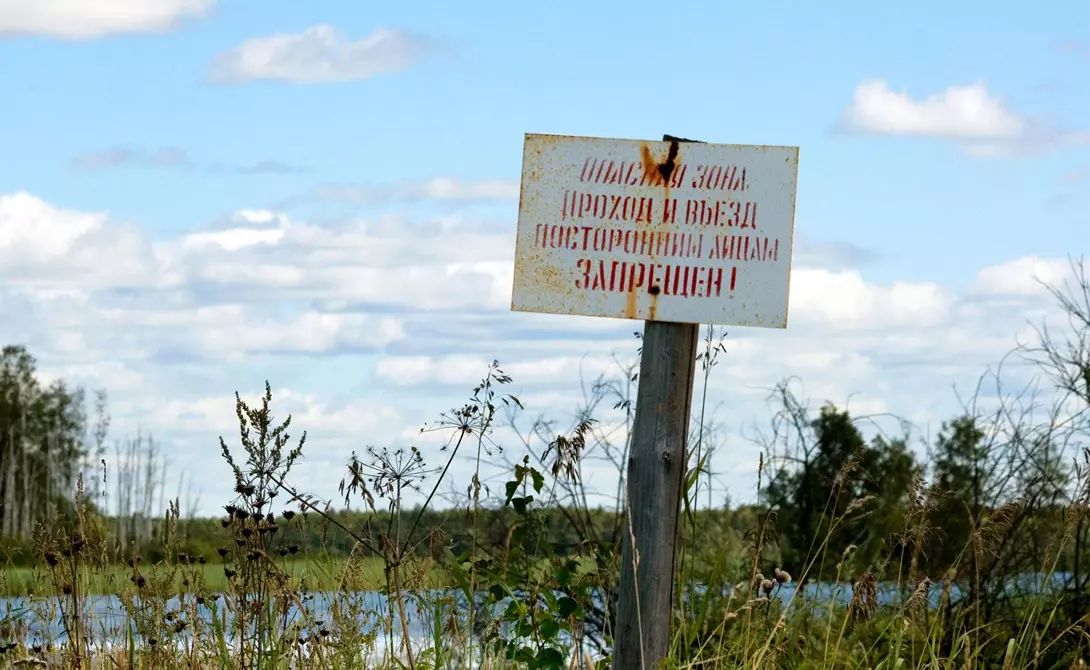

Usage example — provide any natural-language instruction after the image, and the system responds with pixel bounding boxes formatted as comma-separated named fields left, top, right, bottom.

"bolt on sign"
left=511, top=133, right=799, bottom=328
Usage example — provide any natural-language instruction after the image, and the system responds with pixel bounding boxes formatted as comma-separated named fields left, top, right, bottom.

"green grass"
left=0, top=555, right=451, bottom=598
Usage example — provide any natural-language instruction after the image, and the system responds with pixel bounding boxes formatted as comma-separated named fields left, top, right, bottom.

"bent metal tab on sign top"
left=510, top=133, right=799, bottom=328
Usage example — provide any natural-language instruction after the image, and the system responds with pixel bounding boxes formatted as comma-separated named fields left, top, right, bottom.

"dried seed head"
left=849, top=572, right=878, bottom=622
left=906, top=578, right=932, bottom=614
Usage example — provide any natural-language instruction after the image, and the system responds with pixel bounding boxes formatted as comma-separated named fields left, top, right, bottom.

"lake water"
left=0, top=572, right=1078, bottom=659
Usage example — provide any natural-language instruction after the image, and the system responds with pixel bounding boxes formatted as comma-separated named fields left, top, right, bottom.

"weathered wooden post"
left=510, top=131, right=799, bottom=669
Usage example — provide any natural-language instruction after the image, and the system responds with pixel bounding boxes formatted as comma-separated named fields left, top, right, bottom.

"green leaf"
left=539, top=619, right=560, bottom=640
left=574, top=555, right=598, bottom=577
left=530, top=467, right=545, bottom=494
left=534, top=648, right=567, bottom=670
left=540, top=587, right=559, bottom=610
left=516, top=646, right=536, bottom=663
left=503, top=599, right=522, bottom=619
left=513, top=496, right=533, bottom=514
left=553, top=565, right=572, bottom=587
left=557, top=596, right=580, bottom=618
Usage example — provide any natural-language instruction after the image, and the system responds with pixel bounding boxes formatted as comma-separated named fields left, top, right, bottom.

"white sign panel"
left=511, top=133, right=799, bottom=328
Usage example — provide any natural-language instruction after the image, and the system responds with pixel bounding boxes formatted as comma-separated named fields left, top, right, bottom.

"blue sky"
left=0, top=0, right=1087, bottom=517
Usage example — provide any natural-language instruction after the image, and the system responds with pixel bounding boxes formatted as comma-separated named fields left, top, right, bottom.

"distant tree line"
left=0, top=346, right=104, bottom=538
left=0, top=345, right=182, bottom=562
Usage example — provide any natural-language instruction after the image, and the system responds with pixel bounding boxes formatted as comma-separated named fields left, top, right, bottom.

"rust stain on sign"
left=537, top=262, right=568, bottom=297
left=640, top=139, right=680, bottom=202
left=625, top=283, right=638, bottom=320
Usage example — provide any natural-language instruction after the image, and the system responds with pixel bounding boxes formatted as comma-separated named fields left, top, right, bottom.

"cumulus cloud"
left=0, top=191, right=156, bottom=288
left=313, top=178, right=520, bottom=205
left=840, top=80, right=1026, bottom=139
left=838, top=79, right=1089, bottom=157
left=0, top=189, right=1080, bottom=516
left=968, top=256, right=1074, bottom=298
left=0, top=0, right=214, bottom=39
left=207, top=25, right=440, bottom=84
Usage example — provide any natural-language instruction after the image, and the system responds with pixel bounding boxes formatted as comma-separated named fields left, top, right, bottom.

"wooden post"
left=612, top=133, right=703, bottom=670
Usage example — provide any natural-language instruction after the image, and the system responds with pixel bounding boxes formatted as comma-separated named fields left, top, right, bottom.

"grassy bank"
left=0, top=556, right=455, bottom=598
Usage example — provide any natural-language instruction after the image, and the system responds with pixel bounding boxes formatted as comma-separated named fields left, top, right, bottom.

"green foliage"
left=763, top=398, right=922, bottom=579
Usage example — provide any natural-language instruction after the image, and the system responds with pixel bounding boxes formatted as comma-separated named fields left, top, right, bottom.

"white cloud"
left=313, top=178, right=520, bottom=204
left=841, top=80, right=1025, bottom=139
left=207, top=25, right=439, bottom=84
left=177, top=306, right=406, bottom=358
left=376, top=354, right=617, bottom=389
left=0, top=0, right=214, bottom=39
left=153, top=389, right=403, bottom=439
left=839, top=79, right=1089, bottom=157
left=788, top=268, right=953, bottom=329
left=969, top=257, right=1073, bottom=297
left=1, top=189, right=1082, bottom=517
left=0, top=191, right=156, bottom=288
left=183, top=227, right=286, bottom=251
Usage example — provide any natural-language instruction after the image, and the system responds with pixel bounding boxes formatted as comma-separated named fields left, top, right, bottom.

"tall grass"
left=0, top=356, right=1083, bottom=669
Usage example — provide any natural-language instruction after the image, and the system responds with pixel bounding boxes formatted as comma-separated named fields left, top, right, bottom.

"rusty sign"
left=510, top=133, right=800, bottom=327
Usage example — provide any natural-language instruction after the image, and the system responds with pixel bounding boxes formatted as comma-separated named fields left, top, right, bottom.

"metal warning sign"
left=511, top=133, right=799, bottom=328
